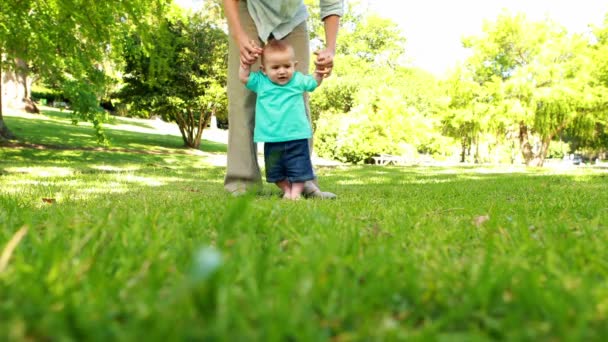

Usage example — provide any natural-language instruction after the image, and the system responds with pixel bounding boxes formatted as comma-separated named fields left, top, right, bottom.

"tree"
left=306, top=1, right=453, bottom=163
left=336, top=15, right=405, bottom=67
left=306, top=0, right=408, bottom=121
left=462, top=12, right=607, bottom=166
left=313, top=63, right=446, bottom=163
left=571, top=15, right=608, bottom=157
left=442, top=67, right=484, bottom=163
left=117, top=12, right=227, bottom=149
left=0, top=0, right=170, bottom=142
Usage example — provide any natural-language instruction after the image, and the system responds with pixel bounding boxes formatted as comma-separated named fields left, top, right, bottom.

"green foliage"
left=31, top=86, right=66, bottom=104
left=116, top=12, right=228, bottom=149
left=457, top=11, right=608, bottom=165
left=462, top=12, right=547, bottom=82
left=308, top=1, right=451, bottom=163
left=590, top=15, right=608, bottom=87
left=0, top=0, right=172, bottom=142
left=546, top=139, right=570, bottom=159
left=310, top=77, right=358, bottom=127
left=310, top=7, right=608, bottom=164
left=337, top=14, right=405, bottom=66
left=441, top=67, right=486, bottom=162
left=63, top=79, right=110, bottom=144
left=314, top=65, right=446, bottom=163
left=315, top=112, right=399, bottom=164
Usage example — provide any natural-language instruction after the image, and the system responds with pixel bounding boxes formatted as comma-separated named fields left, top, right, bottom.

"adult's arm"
left=322, top=14, right=340, bottom=55
left=223, top=0, right=262, bottom=65
left=315, top=1, right=344, bottom=76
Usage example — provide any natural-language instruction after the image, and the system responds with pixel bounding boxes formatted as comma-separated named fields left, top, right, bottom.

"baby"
left=239, top=39, right=326, bottom=199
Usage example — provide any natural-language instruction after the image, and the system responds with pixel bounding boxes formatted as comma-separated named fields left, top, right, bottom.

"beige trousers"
left=224, top=1, right=313, bottom=192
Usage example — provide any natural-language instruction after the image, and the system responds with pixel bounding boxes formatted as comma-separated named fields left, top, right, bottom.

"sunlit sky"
left=178, top=0, right=608, bottom=76
left=364, top=0, right=608, bottom=76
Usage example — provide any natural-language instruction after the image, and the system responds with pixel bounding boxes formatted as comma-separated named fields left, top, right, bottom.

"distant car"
left=572, top=154, right=583, bottom=165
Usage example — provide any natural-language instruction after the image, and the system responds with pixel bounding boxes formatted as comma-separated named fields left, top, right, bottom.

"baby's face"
left=263, top=49, right=296, bottom=85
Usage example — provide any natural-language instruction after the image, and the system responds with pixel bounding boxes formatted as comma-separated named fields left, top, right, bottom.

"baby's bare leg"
left=276, top=180, right=291, bottom=199
left=290, top=182, right=305, bottom=199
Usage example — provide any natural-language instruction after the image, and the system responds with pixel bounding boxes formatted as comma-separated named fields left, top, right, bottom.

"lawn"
left=1, top=109, right=608, bottom=340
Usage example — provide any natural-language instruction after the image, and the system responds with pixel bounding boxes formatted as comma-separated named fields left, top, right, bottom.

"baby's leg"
left=290, top=182, right=304, bottom=199
left=276, top=179, right=291, bottom=199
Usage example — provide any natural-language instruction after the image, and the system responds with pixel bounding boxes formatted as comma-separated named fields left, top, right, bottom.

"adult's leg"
left=224, top=1, right=263, bottom=194
left=282, top=22, right=336, bottom=199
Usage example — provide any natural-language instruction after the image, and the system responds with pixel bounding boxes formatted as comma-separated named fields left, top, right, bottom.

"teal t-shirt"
left=246, top=71, right=318, bottom=143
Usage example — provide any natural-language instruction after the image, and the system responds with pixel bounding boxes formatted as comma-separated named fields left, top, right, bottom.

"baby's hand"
left=315, top=66, right=331, bottom=78
left=249, top=40, right=261, bottom=59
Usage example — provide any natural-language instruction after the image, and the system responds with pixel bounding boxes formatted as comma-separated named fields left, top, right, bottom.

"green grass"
left=1, top=109, right=608, bottom=340
left=3, top=108, right=227, bottom=153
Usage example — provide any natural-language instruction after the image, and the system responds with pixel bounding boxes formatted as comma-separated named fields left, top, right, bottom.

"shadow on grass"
left=317, top=165, right=518, bottom=186
left=3, top=107, right=607, bottom=216
left=316, top=164, right=599, bottom=186
left=311, top=166, right=608, bottom=227
left=28, top=109, right=157, bottom=130
left=107, top=115, right=158, bottom=130
left=0, top=147, right=213, bottom=170
left=2, top=150, right=607, bottom=226
left=0, top=146, right=227, bottom=210
left=3, top=109, right=226, bottom=153
left=312, top=164, right=608, bottom=215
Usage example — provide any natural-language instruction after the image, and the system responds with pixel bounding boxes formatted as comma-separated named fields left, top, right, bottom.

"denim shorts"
left=264, top=139, right=315, bottom=183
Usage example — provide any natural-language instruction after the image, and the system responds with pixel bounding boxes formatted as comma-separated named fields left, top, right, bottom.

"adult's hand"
left=314, top=49, right=335, bottom=78
left=239, top=36, right=262, bottom=66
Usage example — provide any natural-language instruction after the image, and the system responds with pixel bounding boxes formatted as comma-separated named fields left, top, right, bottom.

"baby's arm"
left=239, top=39, right=260, bottom=84
left=239, top=63, right=252, bottom=84
left=313, top=69, right=324, bottom=87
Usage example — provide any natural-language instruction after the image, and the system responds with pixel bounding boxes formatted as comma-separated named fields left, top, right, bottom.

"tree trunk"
left=466, top=136, right=472, bottom=161
left=16, top=59, right=31, bottom=100
left=174, top=109, right=212, bottom=149
left=519, top=121, right=551, bottom=167
left=1, top=58, right=37, bottom=113
left=193, top=110, right=212, bottom=149
left=460, top=136, right=467, bottom=163
left=0, top=54, right=15, bottom=141
left=174, top=112, right=189, bottom=147
left=0, top=97, right=15, bottom=140
left=0, top=117, right=15, bottom=141
left=193, top=112, right=204, bottom=149
left=519, top=121, right=535, bottom=165
left=536, top=138, right=552, bottom=167
left=474, top=133, right=480, bottom=164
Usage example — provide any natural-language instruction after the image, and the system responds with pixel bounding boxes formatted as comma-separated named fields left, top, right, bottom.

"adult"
left=223, top=0, right=343, bottom=198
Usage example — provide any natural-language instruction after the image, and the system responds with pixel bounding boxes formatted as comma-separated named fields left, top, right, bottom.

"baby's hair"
left=261, top=39, right=294, bottom=64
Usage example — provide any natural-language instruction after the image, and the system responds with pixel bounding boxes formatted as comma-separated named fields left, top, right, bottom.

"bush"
left=315, top=112, right=403, bottom=164
left=31, top=87, right=67, bottom=105
left=310, top=78, right=358, bottom=129
left=314, top=85, right=445, bottom=164
left=546, top=140, right=570, bottom=159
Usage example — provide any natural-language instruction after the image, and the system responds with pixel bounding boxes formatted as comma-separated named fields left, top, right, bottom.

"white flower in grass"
left=191, top=246, right=222, bottom=282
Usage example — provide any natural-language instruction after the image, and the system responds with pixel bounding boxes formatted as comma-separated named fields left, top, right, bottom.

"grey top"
left=246, top=0, right=344, bottom=42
